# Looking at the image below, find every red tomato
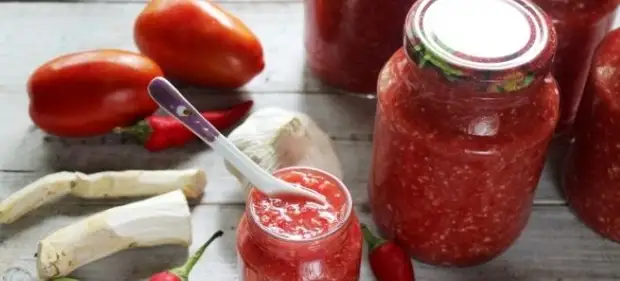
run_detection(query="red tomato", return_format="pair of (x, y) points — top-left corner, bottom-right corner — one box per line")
(27, 49), (163, 137)
(133, 0), (265, 89)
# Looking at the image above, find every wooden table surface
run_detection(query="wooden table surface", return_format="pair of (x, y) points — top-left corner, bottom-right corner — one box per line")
(1, 1), (620, 281)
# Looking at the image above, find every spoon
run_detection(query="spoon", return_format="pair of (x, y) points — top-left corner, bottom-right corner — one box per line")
(146, 77), (327, 203)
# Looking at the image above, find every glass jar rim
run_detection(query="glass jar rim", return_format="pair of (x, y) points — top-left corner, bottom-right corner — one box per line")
(246, 166), (354, 243)
(404, 0), (557, 93)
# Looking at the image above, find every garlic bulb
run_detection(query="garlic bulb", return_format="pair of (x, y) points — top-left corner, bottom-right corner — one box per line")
(224, 107), (342, 193)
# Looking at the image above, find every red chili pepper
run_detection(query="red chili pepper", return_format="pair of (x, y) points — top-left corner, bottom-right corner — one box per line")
(361, 224), (415, 281)
(149, 230), (224, 281)
(116, 100), (253, 152)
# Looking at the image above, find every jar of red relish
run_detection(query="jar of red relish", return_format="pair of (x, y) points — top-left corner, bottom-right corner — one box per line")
(530, 0), (618, 133)
(237, 167), (362, 281)
(304, 0), (416, 94)
(563, 28), (620, 242)
(369, 0), (560, 267)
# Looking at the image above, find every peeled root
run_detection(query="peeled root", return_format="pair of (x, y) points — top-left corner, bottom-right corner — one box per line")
(36, 190), (192, 280)
(0, 169), (206, 224)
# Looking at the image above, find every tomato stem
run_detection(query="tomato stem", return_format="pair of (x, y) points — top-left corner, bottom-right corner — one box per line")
(361, 223), (387, 252)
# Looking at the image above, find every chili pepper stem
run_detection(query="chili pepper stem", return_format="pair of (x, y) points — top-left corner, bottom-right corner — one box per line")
(169, 230), (224, 279)
(361, 224), (387, 252)
(113, 120), (152, 144)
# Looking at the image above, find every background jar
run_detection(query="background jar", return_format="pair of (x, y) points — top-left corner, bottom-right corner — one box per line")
(304, 0), (416, 95)
(368, 0), (560, 267)
(531, 0), (618, 134)
(236, 167), (362, 281)
(563, 28), (620, 242)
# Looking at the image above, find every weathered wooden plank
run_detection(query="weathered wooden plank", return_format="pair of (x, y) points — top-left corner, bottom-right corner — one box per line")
(0, 2), (326, 94)
(0, 137), (568, 207)
(2, 205), (619, 281)
(0, 139), (374, 205)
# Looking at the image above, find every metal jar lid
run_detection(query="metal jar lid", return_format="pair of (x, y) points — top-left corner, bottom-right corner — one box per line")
(404, 0), (557, 93)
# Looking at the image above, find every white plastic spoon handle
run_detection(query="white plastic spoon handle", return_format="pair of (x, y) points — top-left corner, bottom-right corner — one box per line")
(146, 77), (326, 202)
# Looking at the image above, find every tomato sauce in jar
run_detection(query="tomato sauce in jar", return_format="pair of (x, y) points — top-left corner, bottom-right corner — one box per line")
(369, 0), (560, 267)
(304, 0), (416, 94)
(237, 167), (362, 281)
(564, 28), (620, 242)
(530, 0), (618, 133)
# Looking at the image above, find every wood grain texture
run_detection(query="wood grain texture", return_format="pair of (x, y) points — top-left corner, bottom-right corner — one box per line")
(0, 134), (568, 207)
(2, 205), (620, 281)
(0, 2), (324, 95)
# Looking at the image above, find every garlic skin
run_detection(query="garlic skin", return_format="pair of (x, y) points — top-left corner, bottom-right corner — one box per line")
(36, 190), (192, 280)
(225, 108), (343, 193)
(0, 169), (206, 224)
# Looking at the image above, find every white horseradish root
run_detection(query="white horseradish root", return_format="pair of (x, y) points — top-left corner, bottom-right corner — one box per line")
(37, 190), (192, 279)
(0, 169), (206, 224)
(225, 107), (343, 194)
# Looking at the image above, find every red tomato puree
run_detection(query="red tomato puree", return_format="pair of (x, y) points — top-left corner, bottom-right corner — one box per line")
(369, 0), (560, 267)
(564, 28), (620, 242)
(250, 173), (345, 239)
(304, 0), (416, 93)
(531, 0), (618, 133)
(237, 167), (362, 281)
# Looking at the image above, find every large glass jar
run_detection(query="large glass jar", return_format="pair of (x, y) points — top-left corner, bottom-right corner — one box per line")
(563, 28), (620, 242)
(304, 0), (416, 94)
(369, 0), (560, 267)
(237, 167), (362, 281)
(530, 0), (618, 133)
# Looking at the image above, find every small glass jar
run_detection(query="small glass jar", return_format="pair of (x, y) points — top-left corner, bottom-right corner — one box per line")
(304, 0), (416, 94)
(530, 0), (618, 134)
(369, 0), (560, 267)
(563, 28), (620, 242)
(237, 167), (362, 281)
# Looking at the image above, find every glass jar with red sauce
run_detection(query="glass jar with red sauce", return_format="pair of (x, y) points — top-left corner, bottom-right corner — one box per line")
(530, 0), (618, 133)
(237, 166), (362, 281)
(563, 28), (620, 242)
(368, 0), (560, 267)
(304, 0), (416, 94)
